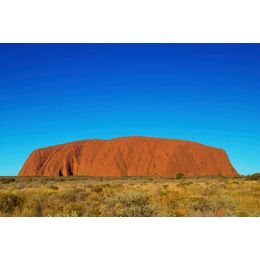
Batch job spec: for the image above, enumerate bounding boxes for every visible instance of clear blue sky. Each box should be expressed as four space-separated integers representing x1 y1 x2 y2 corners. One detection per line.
0 44 259 176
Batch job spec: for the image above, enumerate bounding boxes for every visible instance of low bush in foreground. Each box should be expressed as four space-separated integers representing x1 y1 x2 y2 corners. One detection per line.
101 192 158 217
0 193 24 215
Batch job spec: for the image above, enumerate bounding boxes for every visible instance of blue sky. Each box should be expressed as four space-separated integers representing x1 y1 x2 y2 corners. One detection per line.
0 44 259 176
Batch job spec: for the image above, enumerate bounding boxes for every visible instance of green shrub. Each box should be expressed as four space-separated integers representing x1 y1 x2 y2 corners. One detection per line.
176 173 185 179
0 194 24 214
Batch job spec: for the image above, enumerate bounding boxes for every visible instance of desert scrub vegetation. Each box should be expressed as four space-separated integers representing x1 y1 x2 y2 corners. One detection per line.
0 176 259 217
101 192 157 216
0 193 24 215
176 173 185 179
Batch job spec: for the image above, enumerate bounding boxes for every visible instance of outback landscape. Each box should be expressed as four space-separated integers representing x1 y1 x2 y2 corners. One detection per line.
0 136 258 217
0 175 259 217
1 45 259 219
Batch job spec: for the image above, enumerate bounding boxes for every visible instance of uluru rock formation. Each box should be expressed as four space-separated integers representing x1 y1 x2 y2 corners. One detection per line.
18 136 239 177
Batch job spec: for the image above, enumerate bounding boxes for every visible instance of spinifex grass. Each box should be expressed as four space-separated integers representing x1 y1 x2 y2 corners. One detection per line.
0 176 259 217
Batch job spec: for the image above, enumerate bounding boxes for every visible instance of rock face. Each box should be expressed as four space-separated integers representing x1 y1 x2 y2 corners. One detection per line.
18 136 239 177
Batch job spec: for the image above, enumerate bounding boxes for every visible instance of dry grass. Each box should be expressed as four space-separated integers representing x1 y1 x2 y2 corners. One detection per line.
0 176 259 217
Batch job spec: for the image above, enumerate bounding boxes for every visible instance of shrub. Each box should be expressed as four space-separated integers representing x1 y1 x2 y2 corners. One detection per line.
189 194 236 216
246 173 260 180
190 197 213 212
63 203 85 217
17 177 40 183
176 173 185 179
102 192 157 217
158 188 170 196
178 181 193 186
47 184 59 190
59 191 77 203
30 199 44 217
203 187 216 196
75 188 90 201
92 186 103 193
0 194 24 214
58 188 89 203
16 182 26 190
0 177 16 184
38 178 49 184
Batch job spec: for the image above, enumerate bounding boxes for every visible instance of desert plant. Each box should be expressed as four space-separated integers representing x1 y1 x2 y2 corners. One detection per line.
59 190 77 203
190 197 213 212
29 199 44 217
0 176 259 217
0 194 24 214
102 192 157 217
47 183 59 190
92 186 103 193
0 177 16 184
63 203 85 217
246 173 260 180
176 173 185 179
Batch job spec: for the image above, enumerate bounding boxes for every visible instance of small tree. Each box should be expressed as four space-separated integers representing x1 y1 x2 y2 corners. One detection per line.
247 173 260 180
176 173 185 179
